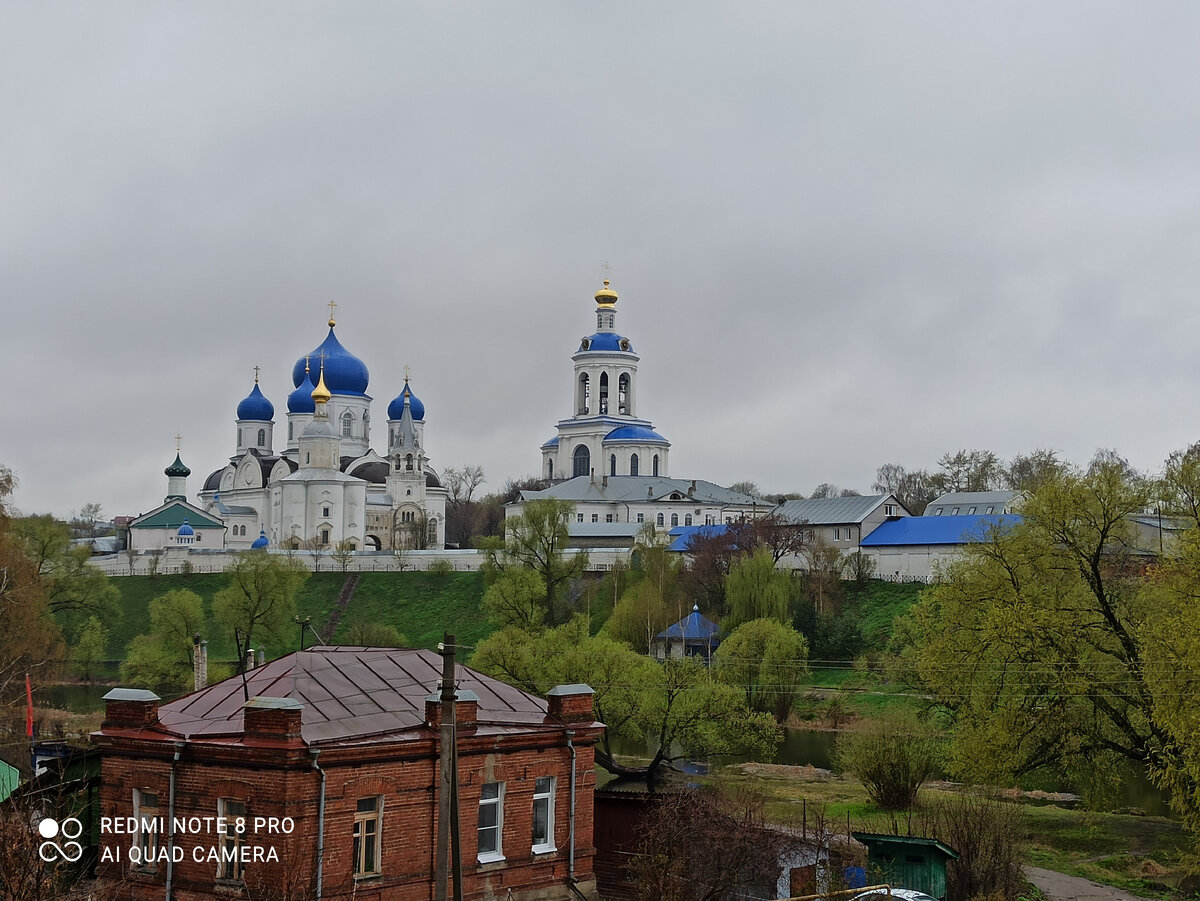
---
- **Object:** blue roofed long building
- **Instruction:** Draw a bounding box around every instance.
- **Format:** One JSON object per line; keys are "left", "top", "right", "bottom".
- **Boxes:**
{"left": 859, "top": 513, "right": 1020, "bottom": 581}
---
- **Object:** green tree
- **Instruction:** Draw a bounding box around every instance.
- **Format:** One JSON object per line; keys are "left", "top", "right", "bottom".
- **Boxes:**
{"left": 471, "top": 617, "right": 779, "bottom": 786}
{"left": 0, "top": 471, "right": 62, "bottom": 705}
{"left": 905, "top": 453, "right": 1158, "bottom": 790}
{"left": 481, "top": 568, "right": 547, "bottom": 630}
{"left": 725, "top": 548, "right": 790, "bottom": 630}
{"left": 343, "top": 615, "right": 407, "bottom": 648}
{"left": 120, "top": 588, "right": 205, "bottom": 691}
{"left": 1161, "top": 441, "right": 1200, "bottom": 529}
{"left": 73, "top": 615, "right": 109, "bottom": 683}
{"left": 487, "top": 499, "right": 587, "bottom": 625}
{"left": 13, "top": 514, "right": 120, "bottom": 626}
{"left": 605, "top": 527, "right": 685, "bottom": 651}
{"left": 213, "top": 552, "right": 309, "bottom": 669}
{"left": 715, "top": 618, "right": 808, "bottom": 722}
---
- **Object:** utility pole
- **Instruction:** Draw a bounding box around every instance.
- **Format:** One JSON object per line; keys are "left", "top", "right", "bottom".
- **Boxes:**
{"left": 434, "top": 633, "right": 463, "bottom": 901}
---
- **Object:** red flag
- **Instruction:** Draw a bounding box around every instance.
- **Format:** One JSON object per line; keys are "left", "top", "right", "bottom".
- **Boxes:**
{"left": 25, "top": 673, "right": 33, "bottom": 739}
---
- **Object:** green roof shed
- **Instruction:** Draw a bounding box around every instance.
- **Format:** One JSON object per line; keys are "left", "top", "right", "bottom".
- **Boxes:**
{"left": 851, "top": 833, "right": 959, "bottom": 900}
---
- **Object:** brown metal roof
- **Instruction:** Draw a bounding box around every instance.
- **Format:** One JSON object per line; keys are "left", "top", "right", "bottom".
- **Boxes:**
{"left": 154, "top": 647, "right": 549, "bottom": 745}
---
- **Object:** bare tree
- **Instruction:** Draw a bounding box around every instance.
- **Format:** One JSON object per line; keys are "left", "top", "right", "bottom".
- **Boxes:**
{"left": 442, "top": 465, "right": 486, "bottom": 546}
{"left": 331, "top": 540, "right": 355, "bottom": 573}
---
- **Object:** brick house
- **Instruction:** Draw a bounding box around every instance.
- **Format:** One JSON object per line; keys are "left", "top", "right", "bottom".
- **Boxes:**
{"left": 93, "top": 647, "right": 602, "bottom": 901}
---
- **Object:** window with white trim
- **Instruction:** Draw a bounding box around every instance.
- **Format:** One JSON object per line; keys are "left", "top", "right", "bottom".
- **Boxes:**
{"left": 591, "top": 514, "right": 599, "bottom": 523}
{"left": 531, "top": 776, "right": 556, "bottom": 852}
{"left": 353, "top": 796, "right": 382, "bottom": 877}
{"left": 134, "top": 789, "right": 159, "bottom": 869}
{"left": 217, "top": 798, "right": 246, "bottom": 881}
{"left": 478, "top": 782, "right": 504, "bottom": 862}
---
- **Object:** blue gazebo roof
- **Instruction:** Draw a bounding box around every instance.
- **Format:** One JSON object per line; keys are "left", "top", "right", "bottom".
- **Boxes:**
{"left": 657, "top": 605, "right": 720, "bottom": 643}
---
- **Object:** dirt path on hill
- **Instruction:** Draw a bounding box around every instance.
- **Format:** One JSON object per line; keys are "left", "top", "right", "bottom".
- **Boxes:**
{"left": 1024, "top": 866, "right": 1159, "bottom": 901}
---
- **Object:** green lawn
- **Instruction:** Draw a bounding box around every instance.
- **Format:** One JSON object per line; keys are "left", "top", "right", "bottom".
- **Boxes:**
{"left": 847, "top": 579, "right": 926, "bottom": 650}
{"left": 329, "top": 571, "right": 489, "bottom": 654}
{"left": 103, "top": 570, "right": 489, "bottom": 666}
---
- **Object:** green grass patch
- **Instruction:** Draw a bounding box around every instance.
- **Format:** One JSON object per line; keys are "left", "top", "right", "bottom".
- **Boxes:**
{"left": 104, "top": 570, "right": 492, "bottom": 665}
{"left": 331, "top": 571, "right": 490, "bottom": 654}
{"left": 847, "top": 579, "right": 925, "bottom": 649}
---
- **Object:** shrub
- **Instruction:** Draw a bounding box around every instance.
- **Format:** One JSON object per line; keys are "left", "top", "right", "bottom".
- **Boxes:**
{"left": 833, "top": 711, "right": 939, "bottom": 810}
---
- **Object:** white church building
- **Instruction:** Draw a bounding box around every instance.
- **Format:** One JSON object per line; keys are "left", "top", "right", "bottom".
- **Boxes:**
{"left": 131, "top": 310, "right": 447, "bottom": 552}
{"left": 513, "top": 281, "right": 764, "bottom": 532}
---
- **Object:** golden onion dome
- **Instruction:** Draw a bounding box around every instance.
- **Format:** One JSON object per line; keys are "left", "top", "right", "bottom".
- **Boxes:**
{"left": 594, "top": 279, "right": 618, "bottom": 305}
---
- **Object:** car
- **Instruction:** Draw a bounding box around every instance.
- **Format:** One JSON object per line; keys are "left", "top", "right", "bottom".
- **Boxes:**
{"left": 850, "top": 889, "right": 940, "bottom": 901}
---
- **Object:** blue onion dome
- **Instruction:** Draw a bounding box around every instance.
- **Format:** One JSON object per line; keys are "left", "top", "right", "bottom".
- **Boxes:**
{"left": 287, "top": 369, "right": 317, "bottom": 414}
{"left": 292, "top": 324, "right": 369, "bottom": 396}
{"left": 578, "top": 332, "right": 634, "bottom": 353}
{"left": 388, "top": 380, "right": 425, "bottom": 421}
{"left": 164, "top": 453, "right": 191, "bottom": 478}
{"left": 250, "top": 529, "right": 269, "bottom": 549}
{"left": 236, "top": 382, "right": 274, "bottom": 421}
{"left": 177, "top": 519, "right": 195, "bottom": 537}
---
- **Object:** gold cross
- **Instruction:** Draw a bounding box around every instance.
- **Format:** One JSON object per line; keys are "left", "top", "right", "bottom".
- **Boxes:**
{"left": 253, "top": 365, "right": 261, "bottom": 383}
{"left": 328, "top": 300, "right": 338, "bottom": 325}
{"left": 404, "top": 364, "right": 411, "bottom": 382}
{"left": 175, "top": 434, "right": 182, "bottom": 452}
{"left": 304, "top": 354, "right": 311, "bottom": 372}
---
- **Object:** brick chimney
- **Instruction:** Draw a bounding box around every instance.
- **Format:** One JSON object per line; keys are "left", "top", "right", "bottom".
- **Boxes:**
{"left": 243, "top": 697, "right": 303, "bottom": 742}
{"left": 546, "top": 684, "right": 594, "bottom": 723}
{"left": 193, "top": 634, "right": 208, "bottom": 692}
{"left": 102, "top": 688, "right": 161, "bottom": 729}
{"left": 425, "top": 689, "right": 480, "bottom": 730}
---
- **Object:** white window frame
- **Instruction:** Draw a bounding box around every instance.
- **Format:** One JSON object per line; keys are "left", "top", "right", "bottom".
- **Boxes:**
{"left": 217, "top": 798, "right": 246, "bottom": 882}
{"left": 353, "top": 795, "right": 383, "bottom": 878}
{"left": 477, "top": 782, "right": 505, "bottom": 863}
{"left": 133, "top": 788, "right": 159, "bottom": 870}
{"left": 531, "top": 776, "right": 556, "bottom": 854}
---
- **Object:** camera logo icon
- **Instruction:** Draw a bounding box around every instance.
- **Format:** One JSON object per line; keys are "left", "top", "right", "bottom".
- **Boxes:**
{"left": 36, "top": 817, "right": 84, "bottom": 863}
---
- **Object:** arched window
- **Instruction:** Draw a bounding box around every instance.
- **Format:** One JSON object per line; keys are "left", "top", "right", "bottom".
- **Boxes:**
{"left": 406, "top": 454, "right": 414, "bottom": 471}
{"left": 238, "top": 428, "right": 243, "bottom": 446}
{"left": 288, "top": 422, "right": 293, "bottom": 440}
{"left": 618, "top": 373, "right": 629, "bottom": 414}
{"left": 257, "top": 428, "right": 266, "bottom": 446}
{"left": 342, "top": 411, "right": 353, "bottom": 437}
{"left": 599, "top": 372, "right": 609, "bottom": 415}
{"left": 685, "top": 514, "right": 693, "bottom": 526}
{"left": 573, "top": 445, "right": 590, "bottom": 478}
{"left": 656, "top": 513, "right": 664, "bottom": 527}
{"left": 548, "top": 459, "right": 554, "bottom": 479}
{"left": 427, "top": 520, "right": 438, "bottom": 544}
{"left": 630, "top": 453, "right": 639, "bottom": 476}
{"left": 671, "top": 513, "right": 679, "bottom": 527}
{"left": 610, "top": 454, "right": 616, "bottom": 476}
{"left": 653, "top": 454, "right": 660, "bottom": 477}
{"left": 577, "top": 373, "right": 590, "bottom": 414}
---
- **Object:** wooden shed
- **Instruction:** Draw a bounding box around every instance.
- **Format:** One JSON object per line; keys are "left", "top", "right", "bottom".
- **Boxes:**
{"left": 850, "top": 833, "right": 959, "bottom": 900}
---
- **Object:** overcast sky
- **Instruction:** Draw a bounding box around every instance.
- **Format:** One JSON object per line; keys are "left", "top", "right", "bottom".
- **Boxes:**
{"left": 6, "top": 2, "right": 1200, "bottom": 519}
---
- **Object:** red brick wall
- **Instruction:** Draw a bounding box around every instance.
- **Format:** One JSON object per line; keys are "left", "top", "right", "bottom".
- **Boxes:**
{"left": 96, "top": 728, "right": 601, "bottom": 901}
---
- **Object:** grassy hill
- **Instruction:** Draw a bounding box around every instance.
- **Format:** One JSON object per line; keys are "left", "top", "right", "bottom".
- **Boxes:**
{"left": 102, "top": 570, "right": 488, "bottom": 665}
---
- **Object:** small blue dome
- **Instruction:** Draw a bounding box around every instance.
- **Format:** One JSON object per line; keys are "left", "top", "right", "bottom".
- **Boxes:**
{"left": 388, "top": 382, "right": 425, "bottom": 421}
{"left": 579, "top": 333, "right": 634, "bottom": 353}
{"left": 287, "top": 370, "right": 317, "bottom": 414}
{"left": 604, "top": 425, "right": 669, "bottom": 444}
{"left": 236, "top": 383, "right": 274, "bottom": 421}
{"left": 251, "top": 529, "right": 269, "bottom": 549}
{"left": 177, "top": 519, "right": 195, "bottom": 537}
{"left": 292, "top": 326, "right": 370, "bottom": 396}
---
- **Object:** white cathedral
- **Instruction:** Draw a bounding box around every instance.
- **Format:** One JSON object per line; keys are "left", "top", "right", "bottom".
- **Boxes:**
{"left": 133, "top": 310, "right": 447, "bottom": 552}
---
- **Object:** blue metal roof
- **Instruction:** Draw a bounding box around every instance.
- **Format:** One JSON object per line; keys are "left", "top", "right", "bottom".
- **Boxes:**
{"left": 667, "top": 524, "right": 729, "bottom": 551}
{"left": 859, "top": 514, "right": 1020, "bottom": 547}
{"left": 657, "top": 606, "right": 720, "bottom": 642}
{"left": 236, "top": 382, "right": 274, "bottom": 421}
{"left": 604, "top": 425, "right": 669, "bottom": 444}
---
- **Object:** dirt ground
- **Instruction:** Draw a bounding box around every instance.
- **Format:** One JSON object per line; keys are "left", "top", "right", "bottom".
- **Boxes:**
{"left": 1025, "top": 866, "right": 1159, "bottom": 901}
